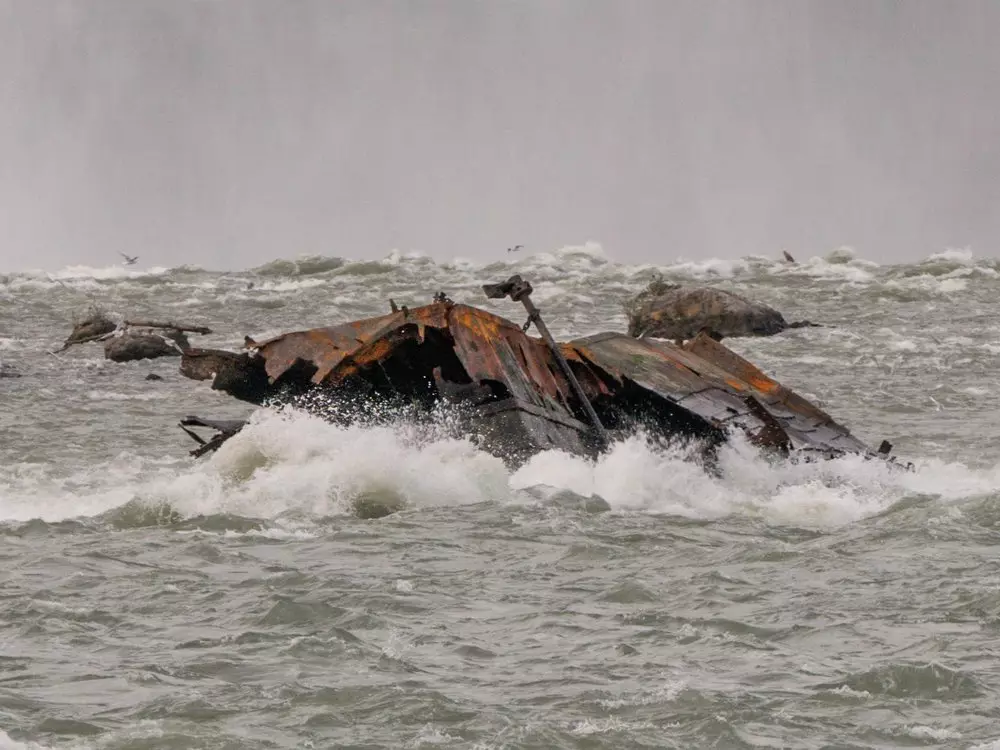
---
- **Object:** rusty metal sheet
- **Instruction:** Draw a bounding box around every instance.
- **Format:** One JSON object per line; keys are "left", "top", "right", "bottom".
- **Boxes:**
{"left": 568, "top": 332, "right": 752, "bottom": 401}
{"left": 448, "top": 305, "right": 574, "bottom": 413}
{"left": 681, "top": 333, "right": 869, "bottom": 454}
{"left": 682, "top": 334, "right": 783, "bottom": 397}
{"left": 565, "top": 332, "right": 769, "bottom": 434}
{"left": 568, "top": 331, "right": 870, "bottom": 456}
{"left": 252, "top": 303, "right": 451, "bottom": 384}
{"left": 683, "top": 333, "right": 840, "bottom": 424}
{"left": 677, "top": 390, "right": 748, "bottom": 425}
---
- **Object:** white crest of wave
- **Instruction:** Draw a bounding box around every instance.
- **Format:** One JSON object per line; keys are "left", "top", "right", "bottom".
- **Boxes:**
{"left": 924, "top": 246, "right": 974, "bottom": 265}
{"left": 0, "top": 731, "right": 62, "bottom": 750}
{"left": 514, "top": 429, "right": 1000, "bottom": 526}
{"left": 510, "top": 241, "right": 609, "bottom": 272}
{"left": 27, "top": 264, "right": 173, "bottom": 281}
{"left": 4, "top": 409, "right": 1000, "bottom": 527}
{"left": 658, "top": 256, "right": 752, "bottom": 279}
{"left": 511, "top": 432, "right": 901, "bottom": 525}
{"left": 182, "top": 408, "right": 512, "bottom": 518}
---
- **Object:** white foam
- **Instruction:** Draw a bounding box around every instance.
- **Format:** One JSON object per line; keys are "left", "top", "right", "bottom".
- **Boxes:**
{"left": 886, "top": 274, "right": 968, "bottom": 295}
{"left": 0, "top": 732, "right": 64, "bottom": 750}
{"left": 254, "top": 277, "right": 330, "bottom": 292}
{"left": 830, "top": 684, "right": 872, "bottom": 700}
{"left": 33, "top": 264, "right": 172, "bottom": 281}
{"left": 512, "top": 431, "right": 912, "bottom": 526}
{"left": 903, "top": 725, "right": 962, "bottom": 742}
{"left": 569, "top": 717, "right": 652, "bottom": 735}
{"left": 598, "top": 675, "right": 687, "bottom": 709}
{"left": 410, "top": 724, "right": 460, "bottom": 747}
{"left": 179, "top": 409, "right": 511, "bottom": 519}
{"left": 924, "top": 247, "right": 974, "bottom": 265}
{"left": 796, "top": 255, "right": 876, "bottom": 283}
{"left": 85, "top": 390, "right": 167, "bottom": 402}
{"left": 939, "top": 278, "right": 969, "bottom": 293}
{"left": 4, "top": 408, "right": 1000, "bottom": 528}
{"left": 660, "top": 257, "right": 750, "bottom": 279}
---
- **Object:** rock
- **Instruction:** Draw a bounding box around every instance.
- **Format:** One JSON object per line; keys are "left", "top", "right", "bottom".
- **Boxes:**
{"left": 63, "top": 312, "right": 117, "bottom": 347}
{"left": 145, "top": 373, "right": 164, "bottom": 381}
{"left": 624, "top": 279, "right": 794, "bottom": 340}
{"left": 104, "top": 331, "right": 183, "bottom": 362}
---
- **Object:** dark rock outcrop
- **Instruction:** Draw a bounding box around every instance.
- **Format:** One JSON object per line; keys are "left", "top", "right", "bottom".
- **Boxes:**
{"left": 104, "top": 331, "right": 186, "bottom": 362}
{"left": 63, "top": 312, "right": 117, "bottom": 348}
{"left": 624, "top": 279, "right": 815, "bottom": 340}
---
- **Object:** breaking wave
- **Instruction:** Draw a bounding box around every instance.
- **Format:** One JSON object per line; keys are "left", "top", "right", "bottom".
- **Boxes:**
{"left": 2, "top": 408, "right": 999, "bottom": 532}
{"left": 3, "top": 243, "right": 1000, "bottom": 300}
{"left": 251, "top": 254, "right": 347, "bottom": 277}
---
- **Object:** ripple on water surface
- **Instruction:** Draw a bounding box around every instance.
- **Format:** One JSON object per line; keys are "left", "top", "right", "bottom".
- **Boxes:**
{"left": 3, "top": 246, "right": 1000, "bottom": 747}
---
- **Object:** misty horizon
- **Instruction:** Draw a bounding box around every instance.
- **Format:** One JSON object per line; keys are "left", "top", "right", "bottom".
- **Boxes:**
{"left": 1, "top": 0, "right": 998, "bottom": 272}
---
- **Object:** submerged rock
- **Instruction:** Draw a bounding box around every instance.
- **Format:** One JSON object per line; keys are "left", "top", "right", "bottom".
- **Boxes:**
{"left": 104, "top": 330, "right": 188, "bottom": 362}
{"left": 624, "top": 278, "right": 815, "bottom": 340}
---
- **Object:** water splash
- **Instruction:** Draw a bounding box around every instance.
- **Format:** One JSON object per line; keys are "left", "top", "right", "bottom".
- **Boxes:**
{"left": 2, "top": 408, "right": 999, "bottom": 530}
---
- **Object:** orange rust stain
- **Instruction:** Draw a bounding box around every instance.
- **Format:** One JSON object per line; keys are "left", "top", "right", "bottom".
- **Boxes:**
{"left": 745, "top": 373, "right": 779, "bottom": 394}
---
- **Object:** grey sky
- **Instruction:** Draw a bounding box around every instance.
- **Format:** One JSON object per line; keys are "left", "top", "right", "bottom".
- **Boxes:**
{"left": 1, "top": 0, "right": 998, "bottom": 271}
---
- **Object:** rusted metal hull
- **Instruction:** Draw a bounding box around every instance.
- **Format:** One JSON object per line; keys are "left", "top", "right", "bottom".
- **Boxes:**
{"left": 179, "top": 299, "right": 893, "bottom": 467}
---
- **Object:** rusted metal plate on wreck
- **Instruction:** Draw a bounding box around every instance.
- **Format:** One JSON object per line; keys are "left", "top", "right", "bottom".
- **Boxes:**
{"left": 567, "top": 331, "right": 870, "bottom": 455}
{"left": 448, "top": 305, "right": 573, "bottom": 413}
{"left": 247, "top": 301, "right": 579, "bottom": 419}
{"left": 566, "top": 332, "right": 752, "bottom": 399}
{"left": 684, "top": 334, "right": 800, "bottom": 405}
{"left": 252, "top": 303, "right": 451, "bottom": 384}
{"left": 565, "top": 332, "right": 765, "bottom": 436}
{"left": 681, "top": 332, "right": 868, "bottom": 453}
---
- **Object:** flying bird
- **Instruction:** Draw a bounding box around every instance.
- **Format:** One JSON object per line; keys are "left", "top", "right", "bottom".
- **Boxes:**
{"left": 507, "top": 245, "right": 524, "bottom": 253}
{"left": 119, "top": 253, "right": 139, "bottom": 265}
{"left": 782, "top": 250, "right": 796, "bottom": 264}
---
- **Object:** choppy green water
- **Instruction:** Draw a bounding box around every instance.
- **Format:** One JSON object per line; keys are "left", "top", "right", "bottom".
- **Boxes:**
{"left": 2, "top": 245, "right": 999, "bottom": 749}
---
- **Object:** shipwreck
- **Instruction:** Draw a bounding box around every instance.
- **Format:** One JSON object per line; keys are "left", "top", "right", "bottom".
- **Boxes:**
{"left": 178, "top": 275, "right": 901, "bottom": 469}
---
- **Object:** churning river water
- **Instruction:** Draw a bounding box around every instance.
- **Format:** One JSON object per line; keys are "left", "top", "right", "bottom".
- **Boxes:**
{"left": 2, "top": 244, "right": 1000, "bottom": 749}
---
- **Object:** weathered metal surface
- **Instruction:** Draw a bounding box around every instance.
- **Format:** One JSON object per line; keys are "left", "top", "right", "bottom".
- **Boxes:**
{"left": 565, "top": 331, "right": 769, "bottom": 439}
{"left": 483, "top": 275, "right": 609, "bottom": 445}
{"left": 179, "top": 285, "right": 884, "bottom": 466}
{"left": 565, "top": 330, "right": 870, "bottom": 457}
{"left": 448, "top": 305, "right": 570, "bottom": 411}
{"left": 250, "top": 300, "right": 580, "bottom": 417}
{"left": 467, "top": 397, "right": 594, "bottom": 465}
{"left": 682, "top": 333, "right": 870, "bottom": 455}
{"left": 252, "top": 303, "right": 452, "bottom": 385}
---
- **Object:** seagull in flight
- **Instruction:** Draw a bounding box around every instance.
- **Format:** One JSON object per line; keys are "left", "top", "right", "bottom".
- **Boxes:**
{"left": 782, "top": 250, "right": 796, "bottom": 263}
{"left": 507, "top": 244, "right": 524, "bottom": 253}
{"left": 119, "top": 253, "right": 139, "bottom": 266}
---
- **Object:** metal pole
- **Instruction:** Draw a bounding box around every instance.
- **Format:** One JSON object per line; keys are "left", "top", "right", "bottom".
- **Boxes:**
{"left": 483, "top": 275, "right": 609, "bottom": 447}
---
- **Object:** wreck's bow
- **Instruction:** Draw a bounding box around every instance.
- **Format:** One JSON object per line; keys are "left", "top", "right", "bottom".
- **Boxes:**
{"left": 177, "top": 276, "right": 901, "bottom": 468}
